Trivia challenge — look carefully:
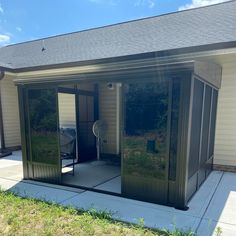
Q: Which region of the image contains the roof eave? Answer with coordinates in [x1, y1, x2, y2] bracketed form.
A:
[3, 40, 236, 75]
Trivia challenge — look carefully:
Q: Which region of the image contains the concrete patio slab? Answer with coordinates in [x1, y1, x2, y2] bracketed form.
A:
[24, 179, 86, 194]
[203, 172, 236, 225]
[0, 151, 23, 180]
[0, 159, 21, 168]
[196, 172, 236, 235]
[187, 171, 224, 218]
[62, 162, 120, 188]
[95, 176, 121, 193]
[0, 150, 22, 162]
[0, 164, 23, 180]
[0, 178, 80, 204]
[197, 218, 236, 236]
[61, 190, 201, 231]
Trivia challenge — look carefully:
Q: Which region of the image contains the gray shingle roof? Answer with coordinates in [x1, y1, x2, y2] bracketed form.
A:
[0, 1, 236, 71]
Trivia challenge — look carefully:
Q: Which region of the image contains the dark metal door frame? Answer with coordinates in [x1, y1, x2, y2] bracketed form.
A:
[21, 86, 62, 183]
[58, 85, 99, 163]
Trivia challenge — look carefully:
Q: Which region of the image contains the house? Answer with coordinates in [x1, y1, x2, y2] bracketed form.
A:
[0, 1, 236, 209]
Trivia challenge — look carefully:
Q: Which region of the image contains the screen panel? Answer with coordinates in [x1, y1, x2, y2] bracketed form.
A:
[28, 88, 60, 183]
[122, 78, 169, 204]
[200, 85, 212, 165]
[188, 79, 204, 178]
[198, 85, 212, 186]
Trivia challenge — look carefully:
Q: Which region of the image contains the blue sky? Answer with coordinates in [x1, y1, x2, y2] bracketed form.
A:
[0, 0, 228, 47]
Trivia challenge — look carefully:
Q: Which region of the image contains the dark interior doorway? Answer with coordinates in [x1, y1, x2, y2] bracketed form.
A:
[77, 92, 97, 162]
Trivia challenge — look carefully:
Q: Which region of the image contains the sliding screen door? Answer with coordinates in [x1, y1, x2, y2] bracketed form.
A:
[27, 88, 61, 183]
[122, 79, 170, 204]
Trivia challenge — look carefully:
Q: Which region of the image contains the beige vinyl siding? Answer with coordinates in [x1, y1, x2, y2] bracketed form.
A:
[214, 62, 236, 166]
[0, 75, 21, 148]
[99, 83, 117, 154]
[58, 93, 76, 128]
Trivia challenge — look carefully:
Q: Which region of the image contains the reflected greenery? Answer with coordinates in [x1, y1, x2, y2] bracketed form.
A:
[125, 82, 168, 135]
[123, 136, 166, 179]
[31, 133, 58, 165]
[123, 81, 168, 180]
[28, 89, 59, 165]
[29, 89, 57, 132]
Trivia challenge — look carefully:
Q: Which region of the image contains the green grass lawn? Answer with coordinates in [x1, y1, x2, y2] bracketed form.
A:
[0, 191, 195, 236]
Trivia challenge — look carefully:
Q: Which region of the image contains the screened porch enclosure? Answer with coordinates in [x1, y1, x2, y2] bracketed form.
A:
[17, 61, 221, 209]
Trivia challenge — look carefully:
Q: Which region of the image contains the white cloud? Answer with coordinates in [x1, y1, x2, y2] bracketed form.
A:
[135, 0, 156, 8]
[179, 0, 228, 11]
[16, 27, 22, 32]
[0, 34, 10, 46]
[0, 4, 3, 14]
